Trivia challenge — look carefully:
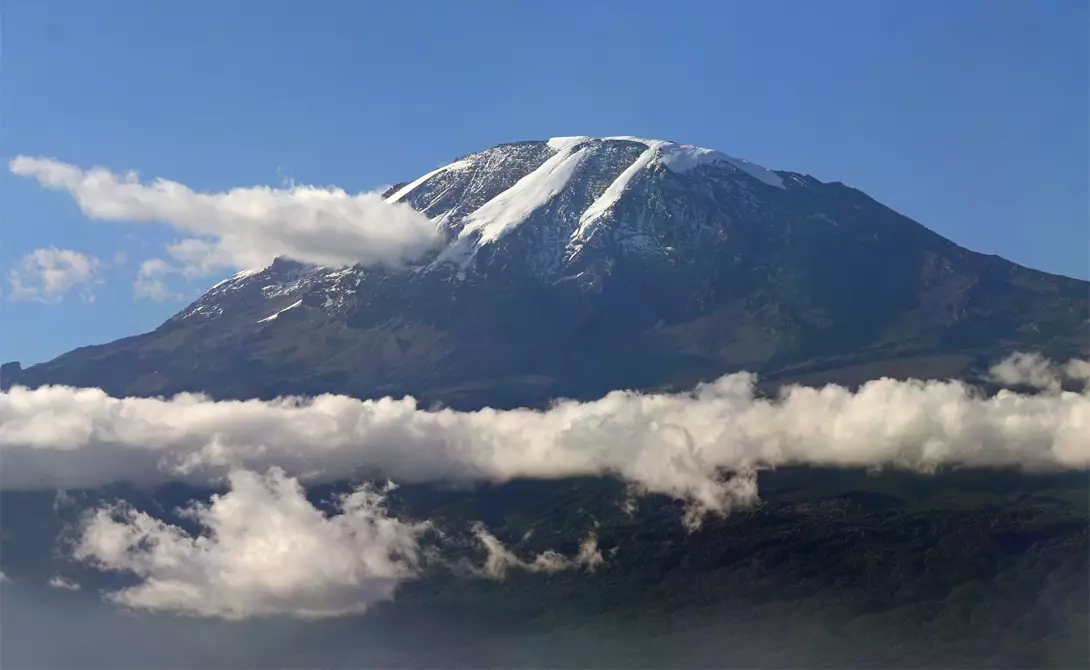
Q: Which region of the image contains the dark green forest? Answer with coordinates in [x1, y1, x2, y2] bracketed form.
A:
[3, 467, 1086, 668]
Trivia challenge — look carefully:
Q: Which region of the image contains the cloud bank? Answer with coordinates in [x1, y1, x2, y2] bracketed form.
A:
[9, 156, 444, 277]
[6, 248, 102, 303]
[5, 353, 1088, 619]
[3, 354, 1088, 520]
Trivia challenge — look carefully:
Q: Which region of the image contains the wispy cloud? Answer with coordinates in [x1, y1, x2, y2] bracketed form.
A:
[9, 156, 445, 278]
[46, 575, 81, 591]
[6, 248, 102, 303]
[133, 258, 183, 302]
[471, 524, 604, 580]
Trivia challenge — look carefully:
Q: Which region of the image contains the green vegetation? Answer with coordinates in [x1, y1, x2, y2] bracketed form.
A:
[3, 467, 1085, 668]
[327, 467, 1090, 668]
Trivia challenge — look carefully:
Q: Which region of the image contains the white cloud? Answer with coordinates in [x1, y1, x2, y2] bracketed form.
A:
[7, 248, 102, 303]
[46, 575, 81, 591]
[11, 353, 1084, 619]
[471, 524, 604, 580]
[2, 354, 1088, 522]
[9, 156, 444, 277]
[989, 352, 1065, 391]
[74, 468, 427, 619]
[1066, 359, 1090, 384]
[71, 467, 605, 619]
[133, 258, 183, 302]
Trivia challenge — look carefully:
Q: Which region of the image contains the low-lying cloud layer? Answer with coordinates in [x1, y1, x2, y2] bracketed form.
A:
[4, 353, 1089, 619]
[9, 156, 444, 278]
[3, 354, 1088, 517]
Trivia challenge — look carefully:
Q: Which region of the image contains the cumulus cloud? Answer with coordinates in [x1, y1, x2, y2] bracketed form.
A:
[6, 248, 102, 303]
[1068, 359, 1090, 384]
[74, 468, 426, 619]
[9, 156, 444, 277]
[3, 354, 1088, 521]
[69, 467, 603, 619]
[70, 466, 606, 618]
[472, 524, 604, 580]
[989, 352, 1090, 391]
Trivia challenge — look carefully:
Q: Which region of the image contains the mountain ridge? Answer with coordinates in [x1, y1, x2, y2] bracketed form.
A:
[4, 136, 1087, 407]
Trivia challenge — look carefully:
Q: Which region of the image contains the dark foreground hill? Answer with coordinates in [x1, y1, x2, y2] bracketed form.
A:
[2, 468, 1086, 668]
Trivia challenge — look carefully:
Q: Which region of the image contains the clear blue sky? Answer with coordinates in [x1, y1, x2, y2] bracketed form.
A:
[2, 0, 1087, 366]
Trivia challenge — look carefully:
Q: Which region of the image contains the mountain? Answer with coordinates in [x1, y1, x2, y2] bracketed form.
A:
[4, 136, 1087, 407]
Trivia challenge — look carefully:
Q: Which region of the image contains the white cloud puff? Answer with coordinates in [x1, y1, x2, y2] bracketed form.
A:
[71, 467, 609, 619]
[989, 351, 1090, 392]
[2, 354, 1088, 520]
[9, 156, 444, 277]
[6, 248, 102, 303]
[74, 468, 427, 619]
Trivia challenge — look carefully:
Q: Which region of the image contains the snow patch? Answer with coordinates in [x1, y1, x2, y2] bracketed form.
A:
[572, 140, 666, 245]
[458, 142, 589, 245]
[603, 135, 668, 145]
[658, 144, 784, 188]
[384, 159, 474, 204]
[546, 136, 592, 152]
[261, 277, 312, 299]
[256, 299, 303, 323]
[208, 267, 264, 292]
[603, 136, 784, 189]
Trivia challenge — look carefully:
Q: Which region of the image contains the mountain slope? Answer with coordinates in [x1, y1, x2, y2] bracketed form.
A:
[5, 136, 1087, 407]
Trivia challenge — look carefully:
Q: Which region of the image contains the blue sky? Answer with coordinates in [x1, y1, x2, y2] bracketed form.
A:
[2, 0, 1087, 366]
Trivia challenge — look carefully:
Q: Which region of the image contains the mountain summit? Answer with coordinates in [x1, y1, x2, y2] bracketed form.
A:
[6, 136, 1087, 406]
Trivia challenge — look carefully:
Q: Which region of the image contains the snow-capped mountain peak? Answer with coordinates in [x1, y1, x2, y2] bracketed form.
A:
[600, 136, 784, 186]
[459, 138, 591, 246]
[176, 136, 796, 324]
[387, 136, 788, 269]
[19, 135, 1085, 412]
